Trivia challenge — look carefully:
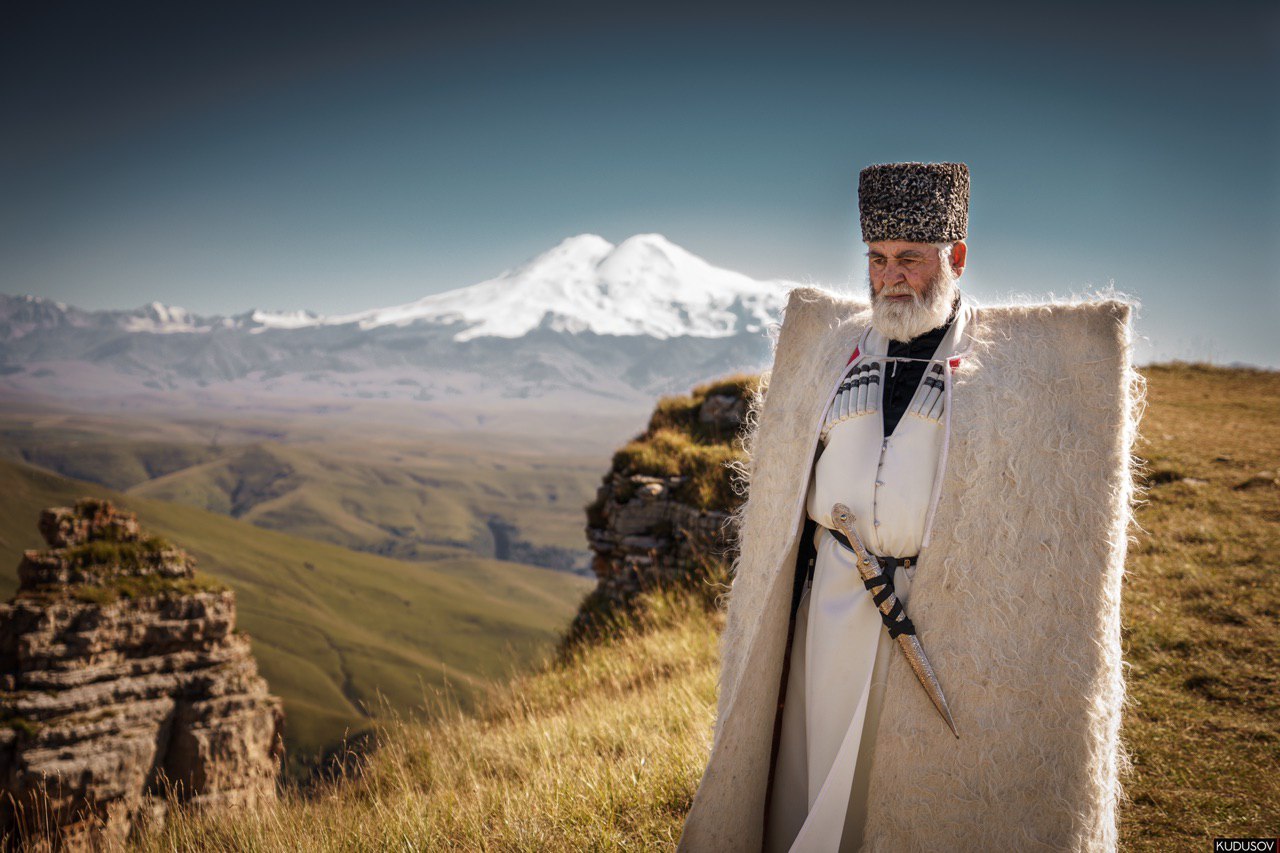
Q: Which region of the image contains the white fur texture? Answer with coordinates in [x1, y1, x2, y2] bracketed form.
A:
[679, 286, 1142, 852]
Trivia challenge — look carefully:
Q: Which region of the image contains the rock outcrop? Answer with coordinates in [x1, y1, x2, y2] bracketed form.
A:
[568, 376, 756, 644]
[0, 499, 283, 847]
[583, 474, 734, 612]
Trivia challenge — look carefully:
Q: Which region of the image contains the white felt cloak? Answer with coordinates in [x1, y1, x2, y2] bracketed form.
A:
[678, 286, 1142, 852]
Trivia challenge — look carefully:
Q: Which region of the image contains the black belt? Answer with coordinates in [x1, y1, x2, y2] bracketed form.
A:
[820, 527, 920, 638]
[828, 528, 917, 583]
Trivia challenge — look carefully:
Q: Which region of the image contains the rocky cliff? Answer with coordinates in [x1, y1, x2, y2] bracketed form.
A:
[568, 375, 758, 644]
[0, 499, 283, 847]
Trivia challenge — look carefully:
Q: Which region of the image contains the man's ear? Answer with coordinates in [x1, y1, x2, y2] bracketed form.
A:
[950, 241, 968, 277]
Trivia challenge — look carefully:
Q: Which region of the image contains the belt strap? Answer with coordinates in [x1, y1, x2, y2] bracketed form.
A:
[828, 528, 920, 638]
[828, 528, 918, 583]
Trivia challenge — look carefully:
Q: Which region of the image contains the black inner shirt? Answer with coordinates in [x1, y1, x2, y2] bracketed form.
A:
[881, 295, 960, 437]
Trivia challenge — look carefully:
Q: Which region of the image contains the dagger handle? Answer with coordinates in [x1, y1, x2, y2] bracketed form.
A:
[831, 503, 909, 632]
[831, 503, 875, 565]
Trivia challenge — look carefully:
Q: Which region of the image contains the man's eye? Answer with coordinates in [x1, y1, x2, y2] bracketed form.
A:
[901, 258, 917, 266]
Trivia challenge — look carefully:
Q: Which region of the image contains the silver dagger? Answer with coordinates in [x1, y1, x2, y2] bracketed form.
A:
[831, 502, 960, 738]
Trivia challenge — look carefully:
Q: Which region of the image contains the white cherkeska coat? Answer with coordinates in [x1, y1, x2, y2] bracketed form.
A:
[768, 293, 977, 851]
[678, 286, 1141, 852]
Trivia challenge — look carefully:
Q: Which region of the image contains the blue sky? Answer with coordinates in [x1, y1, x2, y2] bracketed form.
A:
[2, 0, 1277, 365]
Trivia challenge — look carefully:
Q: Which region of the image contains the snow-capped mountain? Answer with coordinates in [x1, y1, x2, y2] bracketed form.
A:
[0, 234, 804, 407]
[314, 233, 787, 341]
[119, 302, 213, 334]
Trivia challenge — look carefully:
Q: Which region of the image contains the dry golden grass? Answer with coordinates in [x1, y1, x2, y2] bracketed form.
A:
[137, 591, 722, 852]
[1120, 363, 1279, 848]
[134, 363, 1277, 850]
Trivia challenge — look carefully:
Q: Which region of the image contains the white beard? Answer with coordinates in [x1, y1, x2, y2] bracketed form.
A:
[870, 264, 959, 342]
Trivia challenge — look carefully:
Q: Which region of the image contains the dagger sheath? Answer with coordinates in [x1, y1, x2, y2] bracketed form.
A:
[831, 502, 960, 738]
[895, 634, 959, 739]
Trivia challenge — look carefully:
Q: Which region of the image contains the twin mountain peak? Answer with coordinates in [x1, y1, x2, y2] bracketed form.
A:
[2, 234, 796, 343]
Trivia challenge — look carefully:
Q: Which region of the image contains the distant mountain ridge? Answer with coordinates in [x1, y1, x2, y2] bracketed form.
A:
[1, 234, 789, 340]
[0, 234, 797, 406]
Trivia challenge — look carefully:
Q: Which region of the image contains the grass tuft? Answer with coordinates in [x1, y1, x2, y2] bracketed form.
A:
[63, 535, 172, 571]
[608, 374, 759, 512]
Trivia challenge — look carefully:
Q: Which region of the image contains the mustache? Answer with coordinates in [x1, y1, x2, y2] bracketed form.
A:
[877, 286, 918, 300]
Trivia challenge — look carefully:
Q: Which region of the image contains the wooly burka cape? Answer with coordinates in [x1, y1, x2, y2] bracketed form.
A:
[679, 286, 1142, 852]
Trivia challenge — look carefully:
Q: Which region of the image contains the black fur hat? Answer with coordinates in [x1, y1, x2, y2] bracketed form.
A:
[858, 162, 969, 243]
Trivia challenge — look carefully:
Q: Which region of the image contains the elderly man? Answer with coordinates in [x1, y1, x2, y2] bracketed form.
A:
[766, 162, 974, 851]
[679, 162, 1139, 852]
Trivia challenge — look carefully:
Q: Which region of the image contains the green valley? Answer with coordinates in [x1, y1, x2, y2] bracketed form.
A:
[0, 456, 593, 776]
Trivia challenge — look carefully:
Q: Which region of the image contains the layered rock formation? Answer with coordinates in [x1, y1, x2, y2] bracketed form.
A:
[569, 377, 755, 643]
[584, 474, 734, 611]
[0, 499, 283, 847]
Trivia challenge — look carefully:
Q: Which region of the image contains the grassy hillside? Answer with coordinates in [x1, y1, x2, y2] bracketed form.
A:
[129, 439, 599, 565]
[1117, 364, 1279, 848]
[0, 403, 611, 569]
[139, 591, 721, 850]
[137, 363, 1277, 850]
[0, 458, 593, 774]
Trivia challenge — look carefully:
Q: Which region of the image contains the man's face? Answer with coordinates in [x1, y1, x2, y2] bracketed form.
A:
[866, 240, 945, 302]
[865, 240, 965, 342]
